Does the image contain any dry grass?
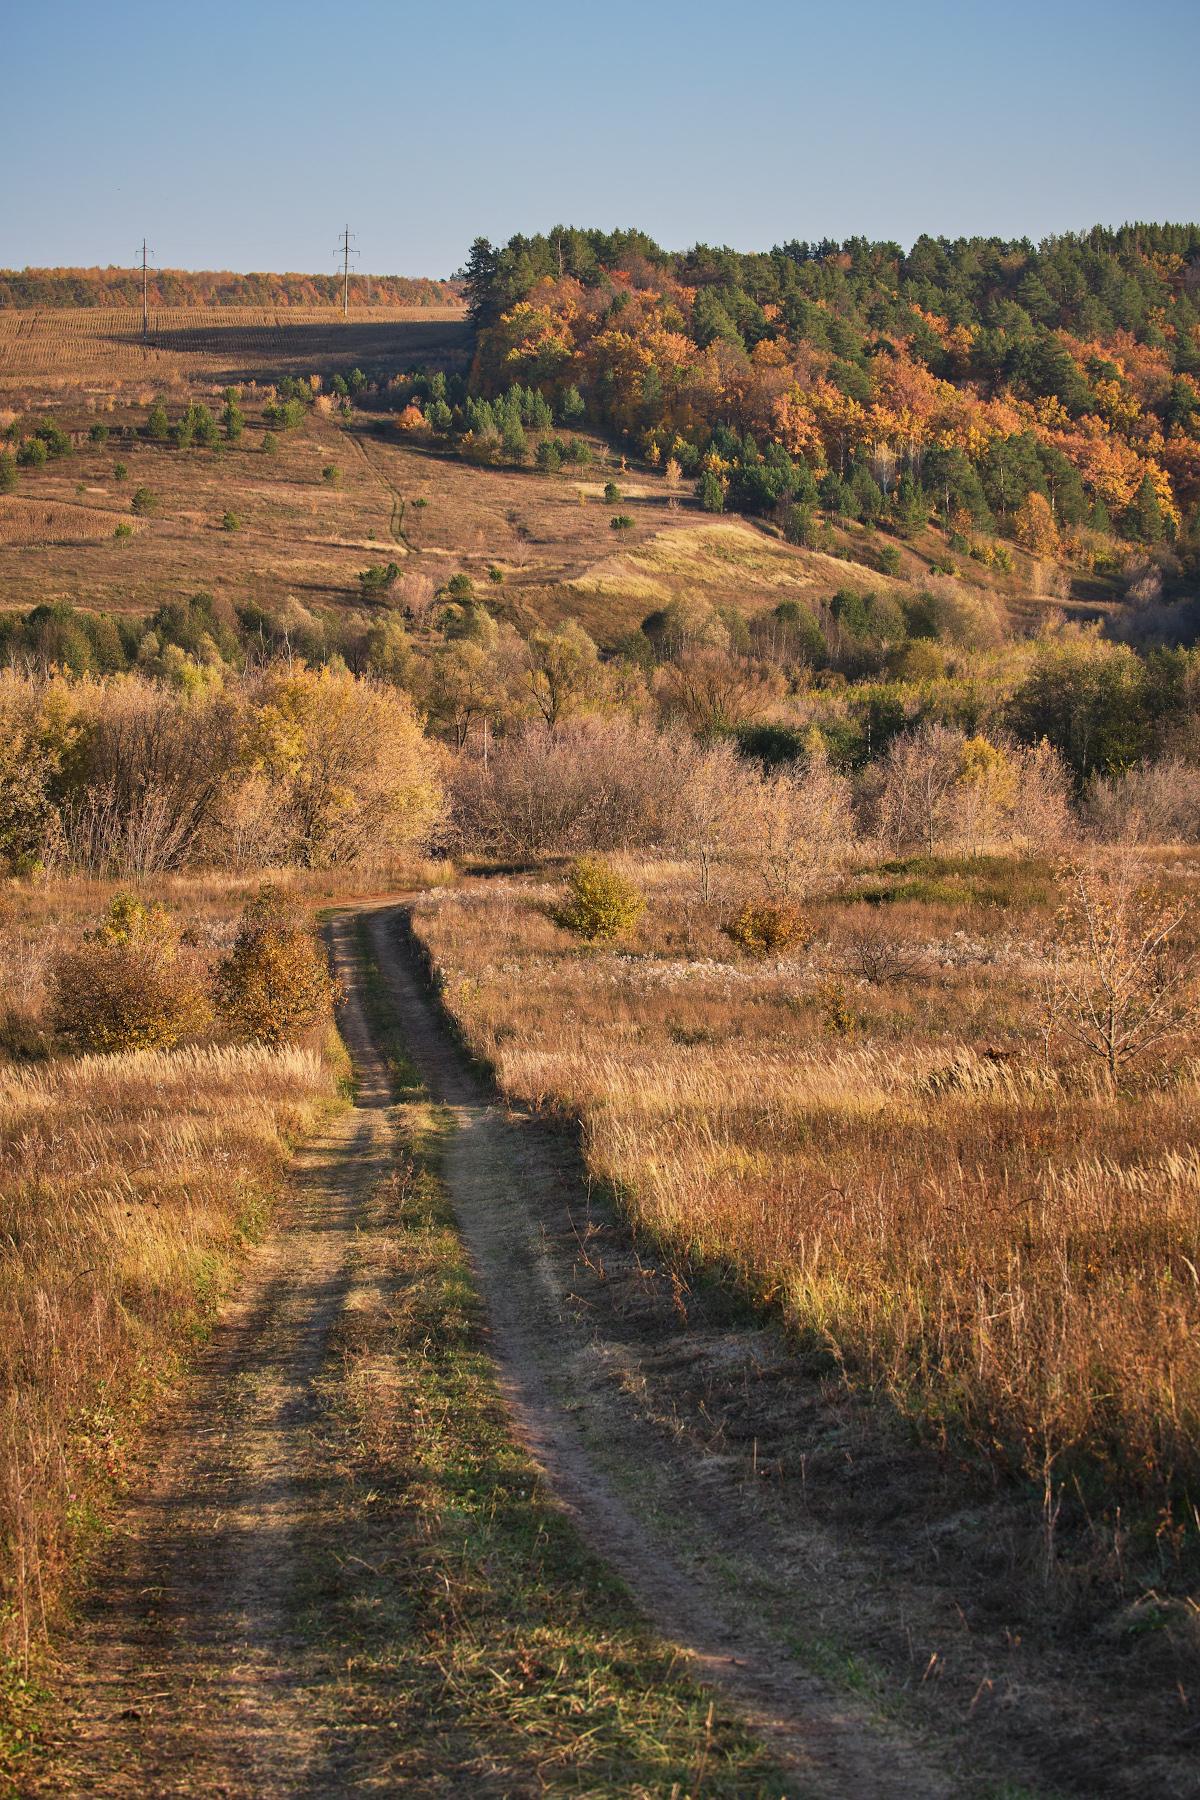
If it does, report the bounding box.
[413,857,1200,1552]
[0,307,466,396]
[0,1043,336,1669]
[0,497,138,547]
[0,875,342,1708]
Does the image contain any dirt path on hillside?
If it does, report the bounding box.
[344,431,410,547]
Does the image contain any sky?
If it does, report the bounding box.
[4,0,1198,276]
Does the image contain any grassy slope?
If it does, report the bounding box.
[0,309,1121,637]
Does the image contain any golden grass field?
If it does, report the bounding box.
[0,306,468,395]
[412,853,1200,1549]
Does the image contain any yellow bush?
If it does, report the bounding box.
[555,857,645,942]
[216,887,336,1045]
[48,893,209,1053]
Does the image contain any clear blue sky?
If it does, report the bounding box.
[5,0,1197,276]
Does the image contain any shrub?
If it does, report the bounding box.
[130,486,157,516]
[216,887,336,1045]
[36,422,72,459]
[17,438,48,469]
[221,510,241,532]
[48,894,209,1054]
[0,451,16,494]
[261,431,279,456]
[113,522,134,541]
[603,480,622,504]
[113,461,128,481]
[360,561,401,600]
[724,898,813,957]
[610,514,635,531]
[488,565,504,583]
[554,856,645,942]
[322,463,342,486]
[263,397,306,431]
[89,422,110,446]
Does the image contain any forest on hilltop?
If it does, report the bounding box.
[461,222,1200,554]
[0,267,463,309]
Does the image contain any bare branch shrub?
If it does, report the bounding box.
[1043,851,1199,1085]
[872,723,1071,855]
[449,717,685,861]
[740,746,854,899]
[842,923,928,984]
[1085,757,1200,845]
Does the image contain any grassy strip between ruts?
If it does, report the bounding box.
[285,918,793,1795]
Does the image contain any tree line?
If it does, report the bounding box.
[0,267,463,309]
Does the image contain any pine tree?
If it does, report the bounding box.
[1130,472,1164,544]
[559,385,585,425]
[698,469,725,513]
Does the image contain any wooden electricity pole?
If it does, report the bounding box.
[141,238,149,339]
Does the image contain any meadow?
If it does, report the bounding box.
[412,849,1200,1565]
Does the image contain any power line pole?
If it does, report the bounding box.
[337,225,358,319]
[141,238,149,339]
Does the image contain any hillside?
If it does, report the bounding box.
[464,223,1200,560]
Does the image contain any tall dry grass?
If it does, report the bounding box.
[0,1042,335,1672]
[413,864,1200,1546]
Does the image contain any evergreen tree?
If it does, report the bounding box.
[502,418,528,463]
[559,384,586,425]
[698,469,725,513]
[1130,472,1165,543]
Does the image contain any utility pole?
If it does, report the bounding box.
[141,238,149,339]
[337,225,358,319]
